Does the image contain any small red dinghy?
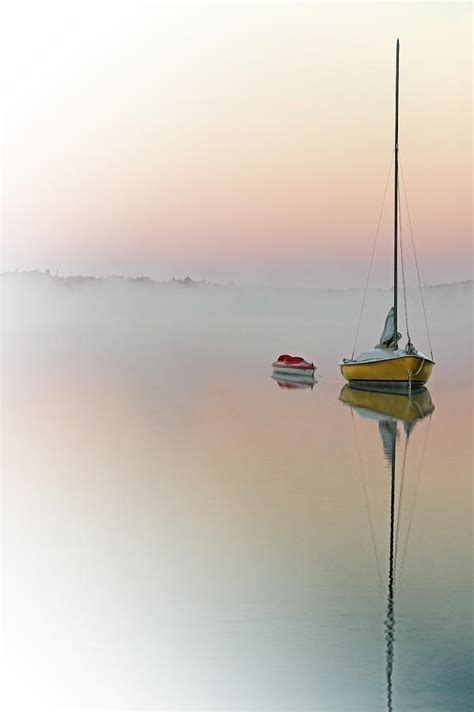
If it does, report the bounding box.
[272,354,316,377]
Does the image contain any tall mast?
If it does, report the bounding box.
[393,39,400,349]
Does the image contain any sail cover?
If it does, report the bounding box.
[375,307,402,349]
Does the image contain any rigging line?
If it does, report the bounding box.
[398,182,411,342]
[350,408,384,592]
[399,155,434,359]
[351,150,395,360]
[397,414,433,586]
[393,426,410,574]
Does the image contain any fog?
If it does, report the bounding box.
[2,272,472,385]
[1,272,472,710]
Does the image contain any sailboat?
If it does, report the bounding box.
[340,40,435,393]
[340,384,434,710]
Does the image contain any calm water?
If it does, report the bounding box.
[2,277,472,710]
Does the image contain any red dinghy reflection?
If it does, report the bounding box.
[272,375,316,390]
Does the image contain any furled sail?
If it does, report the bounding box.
[375,307,402,349]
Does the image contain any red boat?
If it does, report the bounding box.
[272,354,316,377]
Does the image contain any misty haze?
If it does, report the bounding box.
[1,1,472,710]
[1,271,472,709]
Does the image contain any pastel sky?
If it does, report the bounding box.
[2,1,472,287]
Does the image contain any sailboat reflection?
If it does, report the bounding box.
[340,385,434,711]
[340,384,434,422]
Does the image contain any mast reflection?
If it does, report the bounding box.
[340,385,434,711]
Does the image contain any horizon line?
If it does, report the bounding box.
[1,269,472,292]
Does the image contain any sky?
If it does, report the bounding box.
[1,1,472,287]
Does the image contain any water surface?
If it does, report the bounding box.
[2,277,472,710]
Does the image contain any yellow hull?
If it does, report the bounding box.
[340,355,434,389]
[339,385,434,421]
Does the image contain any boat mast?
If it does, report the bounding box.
[393,39,400,349]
